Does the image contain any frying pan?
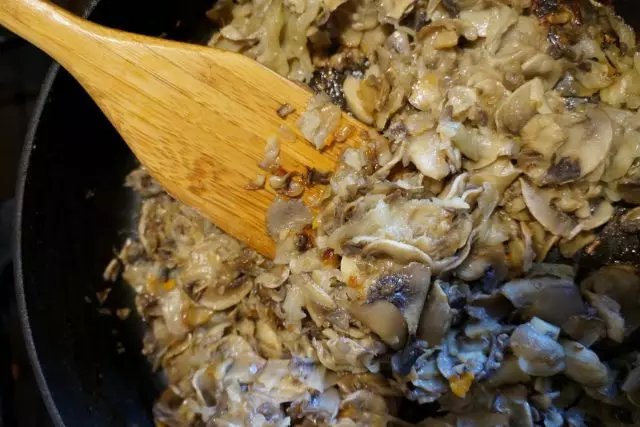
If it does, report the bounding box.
[10,0,640,426]
[13,0,214,425]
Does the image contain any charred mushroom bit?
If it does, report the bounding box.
[108,0,640,425]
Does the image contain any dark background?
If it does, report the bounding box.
[0,25,53,427]
[0,2,89,425]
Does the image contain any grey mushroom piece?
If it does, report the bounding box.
[561,340,609,388]
[417,280,452,346]
[266,199,313,239]
[365,262,432,336]
[501,276,586,326]
[495,78,546,135]
[520,178,577,238]
[562,315,607,347]
[349,300,408,350]
[510,320,566,377]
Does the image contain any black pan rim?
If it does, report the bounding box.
[12,2,101,426]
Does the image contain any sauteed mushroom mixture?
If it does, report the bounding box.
[106,0,640,425]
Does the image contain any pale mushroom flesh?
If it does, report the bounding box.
[106,1,640,425]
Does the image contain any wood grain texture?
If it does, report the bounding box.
[0,0,369,257]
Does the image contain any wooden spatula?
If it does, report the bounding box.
[0,0,368,258]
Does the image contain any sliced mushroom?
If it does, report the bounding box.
[618,177,640,205]
[381,0,415,21]
[255,321,283,359]
[408,75,442,111]
[501,276,585,326]
[469,159,521,194]
[366,263,431,335]
[344,76,374,125]
[561,340,609,388]
[266,199,313,239]
[199,277,254,311]
[349,300,408,350]
[562,315,607,347]
[584,291,625,343]
[485,355,531,388]
[494,385,535,427]
[582,265,640,309]
[547,108,614,184]
[574,60,615,91]
[520,178,577,238]
[339,390,389,418]
[408,131,451,180]
[362,239,434,265]
[192,365,220,407]
[298,93,342,150]
[510,321,566,377]
[522,53,563,88]
[391,339,429,378]
[496,78,547,135]
[580,201,614,231]
[336,373,402,397]
[417,280,452,346]
[519,114,567,183]
[255,265,290,289]
[258,135,281,171]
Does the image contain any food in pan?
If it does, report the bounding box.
[106,0,640,425]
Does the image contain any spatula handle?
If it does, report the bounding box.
[0,0,100,69]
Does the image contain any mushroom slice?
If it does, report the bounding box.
[469,159,521,194]
[362,239,433,265]
[584,291,625,343]
[561,340,608,388]
[501,276,585,326]
[417,280,452,346]
[496,78,547,135]
[510,320,565,377]
[255,321,283,359]
[547,108,614,184]
[582,265,640,308]
[266,199,312,240]
[199,277,254,311]
[255,265,290,289]
[580,201,614,231]
[485,355,531,388]
[349,300,408,350]
[344,76,374,125]
[381,0,415,21]
[522,53,563,88]
[295,387,341,420]
[408,131,451,180]
[337,373,402,397]
[365,263,431,335]
[518,114,566,183]
[520,179,577,238]
[562,315,607,347]
[494,385,535,427]
[192,365,219,407]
